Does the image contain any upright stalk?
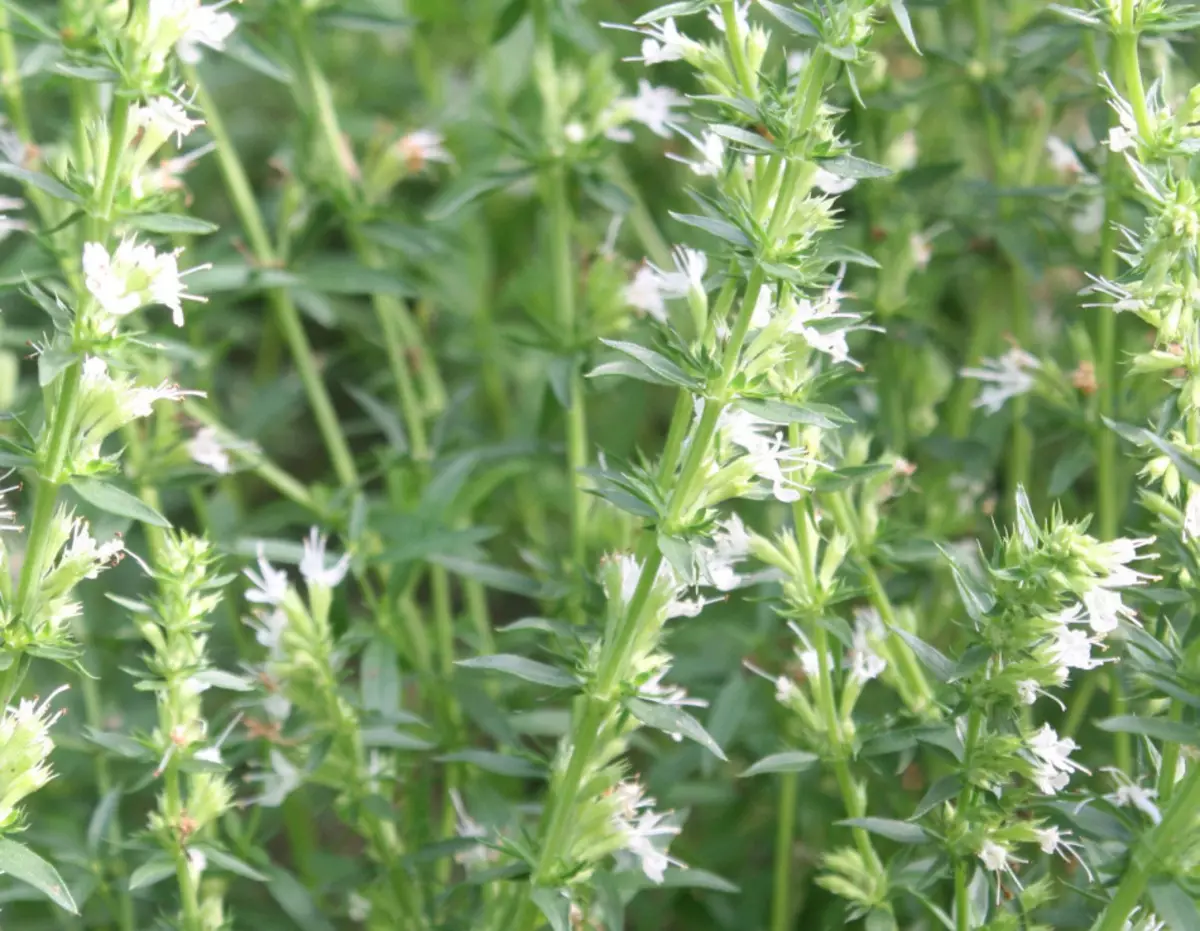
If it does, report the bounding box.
[187,71,360,490]
[533,0,589,620]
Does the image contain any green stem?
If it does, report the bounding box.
[825,492,934,716]
[721,0,755,98]
[955,706,984,931]
[1156,700,1182,802]
[93,96,131,231]
[1115,1,1152,142]
[188,71,360,490]
[1094,766,1200,931]
[165,765,202,931]
[770,771,799,931]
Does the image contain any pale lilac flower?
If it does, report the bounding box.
[299,528,351,589]
[960,348,1040,414]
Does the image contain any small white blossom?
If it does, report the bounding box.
[173,1,238,64]
[1185,491,1200,541]
[1101,767,1161,823]
[1093,536,1156,589]
[697,513,751,591]
[1046,135,1084,175]
[624,264,668,322]
[847,607,886,683]
[1046,614,1109,680]
[628,80,686,138]
[348,891,372,922]
[245,548,288,606]
[1016,679,1040,705]
[245,748,301,808]
[187,426,232,474]
[394,129,453,171]
[960,348,1040,414]
[718,409,811,503]
[0,195,26,243]
[608,17,696,65]
[749,285,775,329]
[83,238,207,328]
[1027,724,1088,795]
[1082,587,1135,634]
[813,168,856,194]
[910,231,933,270]
[131,96,203,147]
[299,528,351,589]
[610,781,681,883]
[669,129,724,177]
[706,2,749,34]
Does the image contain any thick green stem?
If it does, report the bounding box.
[188,71,360,490]
[165,765,202,931]
[771,771,799,931]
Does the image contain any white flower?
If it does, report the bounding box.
[563,122,587,144]
[1016,679,1040,705]
[1046,135,1084,175]
[299,528,351,589]
[774,674,800,704]
[610,781,681,883]
[1108,124,1136,152]
[697,513,751,591]
[624,264,668,323]
[787,621,823,681]
[393,129,453,171]
[245,547,288,606]
[798,325,853,366]
[669,129,724,177]
[1027,723,1088,795]
[1123,910,1167,931]
[1093,536,1156,588]
[651,246,706,300]
[847,608,886,683]
[960,348,1040,414]
[245,748,301,807]
[1045,616,1108,680]
[910,231,933,270]
[749,285,775,329]
[718,409,810,503]
[813,168,856,194]
[348,891,372,922]
[1102,768,1161,824]
[0,195,26,243]
[1185,491,1200,541]
[628,80,686,138]
[1072,197,1106,235]
[187,426,232,474]
[83,238,206,328]
[131,96,203,147]
[978,839,1012,873]
[186,848,206,879]
[1082,587,1134,634]
[173,1,238,64]
[707,2,748,34]
[610,17,695,65]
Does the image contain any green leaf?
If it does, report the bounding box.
[126,214,220,235]
[890,628,957,683]
[127,854,176,892]
[757,0,820,36]
[668,211,750,246]
[910,775,961,820]
[430,554,566,599]
[86,790,121,854]
[0,163,82,204]
[193,846,269,882]
[0,839,77,913]
[71,477,171,528]
[1149,880,1200,931]
[437,750,543,778]
[84,727,152,759]
[531,887,571,931]
[812,463,893,492]
[736,398,846,428]
[1105,418,1200,485]
[625,697,728,761]
[223,35,293,83]
[889,0,921,55]
[659,867,739,893]
[740,750,820,777]
[818,154,893,180]
[598,339,699,390]
[361,637,401,716]
[839,818,929,844]
[1095,716,1200,747]
[427,169,532,221]
[346,385,408,454]
[493,0,530,40]
[293,260,413,297]
[456,654,579,689]
[265,866,337,931]
[360,726,435,751]
[635,1,711,23]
